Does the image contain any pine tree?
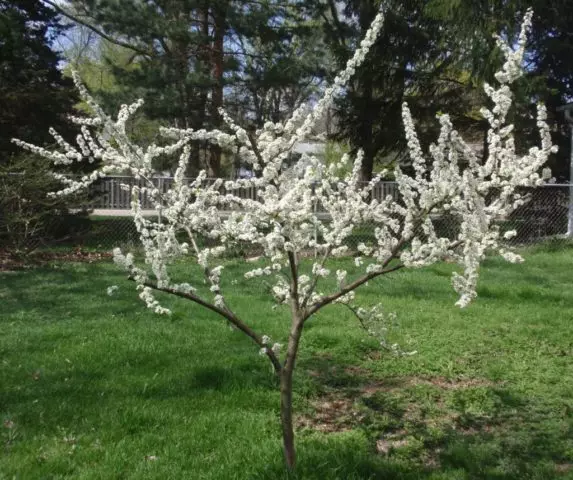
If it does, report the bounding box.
[425,0,573,180]
[227,13,327,127]
[0,0,76,162]
[312,0,479,181]
[522,0,573,180]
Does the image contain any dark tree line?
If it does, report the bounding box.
[314,0,573,181]
[1,0,572,180]
[0,0,76,163]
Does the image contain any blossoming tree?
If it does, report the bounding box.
[14,8,555,469]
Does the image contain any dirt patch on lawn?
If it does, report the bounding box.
[555,463,573,473]
[0,249,112,271]
[376,435,410,454]
[403,376,498,390]
[297,373,500,435]
[297,395,363,433]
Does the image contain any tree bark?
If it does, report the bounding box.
[358,0,375,183]
[280,363,296,469]
[208,3,226,177]
[358,75,374,183]
[182,5,212,177]
[280,314,304,470]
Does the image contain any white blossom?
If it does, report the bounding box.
[500,250,524,264]
[336,269,347,286]
[107,285,119,296]
[138,286,171,315]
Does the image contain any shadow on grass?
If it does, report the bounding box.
[2,346,570,478]
[250,423,566,479]
[286,355,571,479]
[477,284,569,305]
[0,266,118,316]
[0,354,280,434]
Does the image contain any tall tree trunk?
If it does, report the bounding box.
[358,0,375,183]
[359,72,374,183]
[280,365,296,469]
[482,119,489,163]
[208,3,226,177]
[186,5,211,177]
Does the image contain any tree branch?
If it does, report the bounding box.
[300,245,331,309]
[325,0,349,53]
[304,262,405,319]
[247,131,265,167]
[287,251,299,311]
[128,277,282,374]
[42,0,154,58]
[340,302,397,354]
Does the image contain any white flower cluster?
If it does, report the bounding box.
[244,267,272,279]
[107,285,119,296]
[259,335,282,356]
[340,302,417,356]
[137,285,171,316]
[13,10,553,325]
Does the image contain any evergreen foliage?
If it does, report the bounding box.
[0,0,76,162]
[316,0,572,181]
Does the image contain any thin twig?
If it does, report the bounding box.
[42,0,153,57]
[340,302,396,354]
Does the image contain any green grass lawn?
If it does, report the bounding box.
[1,244,573,479]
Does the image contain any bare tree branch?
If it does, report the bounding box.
[304,262,405,319]
[42,0,154,58]
[128,276,283,374]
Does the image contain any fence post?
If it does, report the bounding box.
[313,182,318,258]
[568,126,573,238]
[557,104,573,238]
[110,178,115,208]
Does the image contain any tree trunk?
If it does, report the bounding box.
[358,0,375,183]
[279,316,304,470]
[280,365,296,470]
[358,69,374,186]
[482,119,489,163]
[186,6,211,177]
[208,4,226,177]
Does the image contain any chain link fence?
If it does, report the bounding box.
[324,184,572,253]
[2,179,572,259]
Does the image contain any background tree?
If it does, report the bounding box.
[422,0,573,180]
[311,0,480,182]
[317,0,570,182]
[0,0,76,163]
[517,0,573,180]
[0,155,90,258]
[56,25,169,169]
[0,1,88,256]
[45,0,325,177]
[227,22,327,127]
